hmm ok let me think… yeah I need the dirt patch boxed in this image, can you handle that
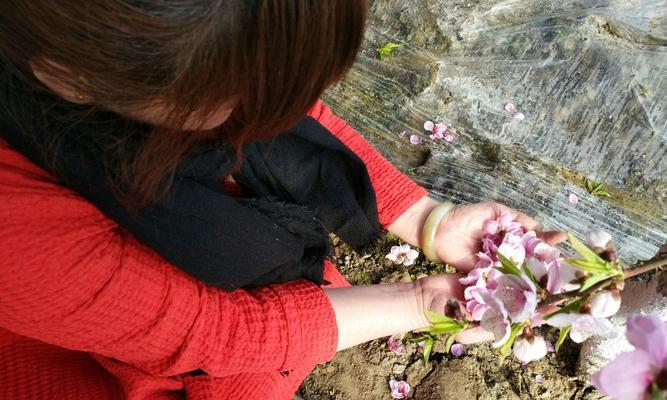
[298,236,604,400]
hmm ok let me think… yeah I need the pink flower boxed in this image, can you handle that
[460,266,502,321]
[483,219,500,235]
[424,120,450,141]
[593,351,655,400]
[443,133,454,143]
[497,212,523,235]
[480,291,512,347]
[504,102,526,121]
[459,265,501,290]
[494,274,538,322]
[386,244,419,266]
[389,379,411,399]
[592,315,667,400]
[409,135,421,145]
[513,334,548,363]
[463,286,491,321]
[535,374,545,383]
[387,335,404,356]
[451,343,465,357]
[497,234,527,266]
[522,231,576,294]
[625,314,667,368]
[547,313,617,343]
[568,193,578,205]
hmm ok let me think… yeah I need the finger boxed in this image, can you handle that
[513,211,539,231]
[455,326,494,344]
[447,253,478,273]
[537,230,567,245]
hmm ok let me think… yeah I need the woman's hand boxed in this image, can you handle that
[413,273,494,344]
[325,273,493,351]
[434,202,566,272]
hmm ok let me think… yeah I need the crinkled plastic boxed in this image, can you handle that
[324,0,666,264]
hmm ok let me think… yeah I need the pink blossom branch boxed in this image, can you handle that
[539,252,667,307]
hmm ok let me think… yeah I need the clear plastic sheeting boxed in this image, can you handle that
[324,0,666,264]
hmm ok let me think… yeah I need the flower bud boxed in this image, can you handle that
[586,229,612,249]
[585,229,617,261]
[513,334,548,363]
[590,290,622,319]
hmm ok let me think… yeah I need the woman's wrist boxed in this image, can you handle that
[387,195,441,248]
[324,281,428,351]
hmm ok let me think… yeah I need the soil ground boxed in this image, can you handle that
[297,236,605,400]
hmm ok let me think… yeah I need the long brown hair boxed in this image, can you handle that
[0,0,367,208]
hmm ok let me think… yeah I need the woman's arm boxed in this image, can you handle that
[0,143,339,377]
[0,141,453,375]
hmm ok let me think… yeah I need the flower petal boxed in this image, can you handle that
[590,290,621,319]
[451,343,465,357]
[513,335,547,363]
[591,350,654,400]
[504,102,517,114]
[626,314,667,368]
[568,193,578,205]
[423,121,435,132]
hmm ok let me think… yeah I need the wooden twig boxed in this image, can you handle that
[538,252,667,307]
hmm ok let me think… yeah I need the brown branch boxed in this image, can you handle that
[538,252,667,307]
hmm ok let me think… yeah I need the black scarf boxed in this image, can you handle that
[0,70,381,291]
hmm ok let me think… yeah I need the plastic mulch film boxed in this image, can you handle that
[324,0,666,264]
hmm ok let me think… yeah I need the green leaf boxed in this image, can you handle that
[522,261,539,286]
[564,259,611,274]
[377,42,402,60]
[544,300,581,320]
[496,253,522,277]
[424,310,457,325]
[579,273,615,292]
[567,233,606,264]
[419,326,458,336]
[444,334,457,354]
[585,180,612,198]
[554,326,571,352]
[423,337,434,363]
[499,323,524,357]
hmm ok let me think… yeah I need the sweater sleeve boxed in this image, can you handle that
[307,100,427,228]
[0,141,337,377]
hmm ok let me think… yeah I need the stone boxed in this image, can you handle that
[392,363,407,376]
[405,359,434,386]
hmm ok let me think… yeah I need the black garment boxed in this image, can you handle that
[0,70,381,291]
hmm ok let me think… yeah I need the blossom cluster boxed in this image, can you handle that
[459,213,621,363]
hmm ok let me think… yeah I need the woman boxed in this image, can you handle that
[0,1,561,399]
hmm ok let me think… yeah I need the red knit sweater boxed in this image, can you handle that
[0,100,427,400]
